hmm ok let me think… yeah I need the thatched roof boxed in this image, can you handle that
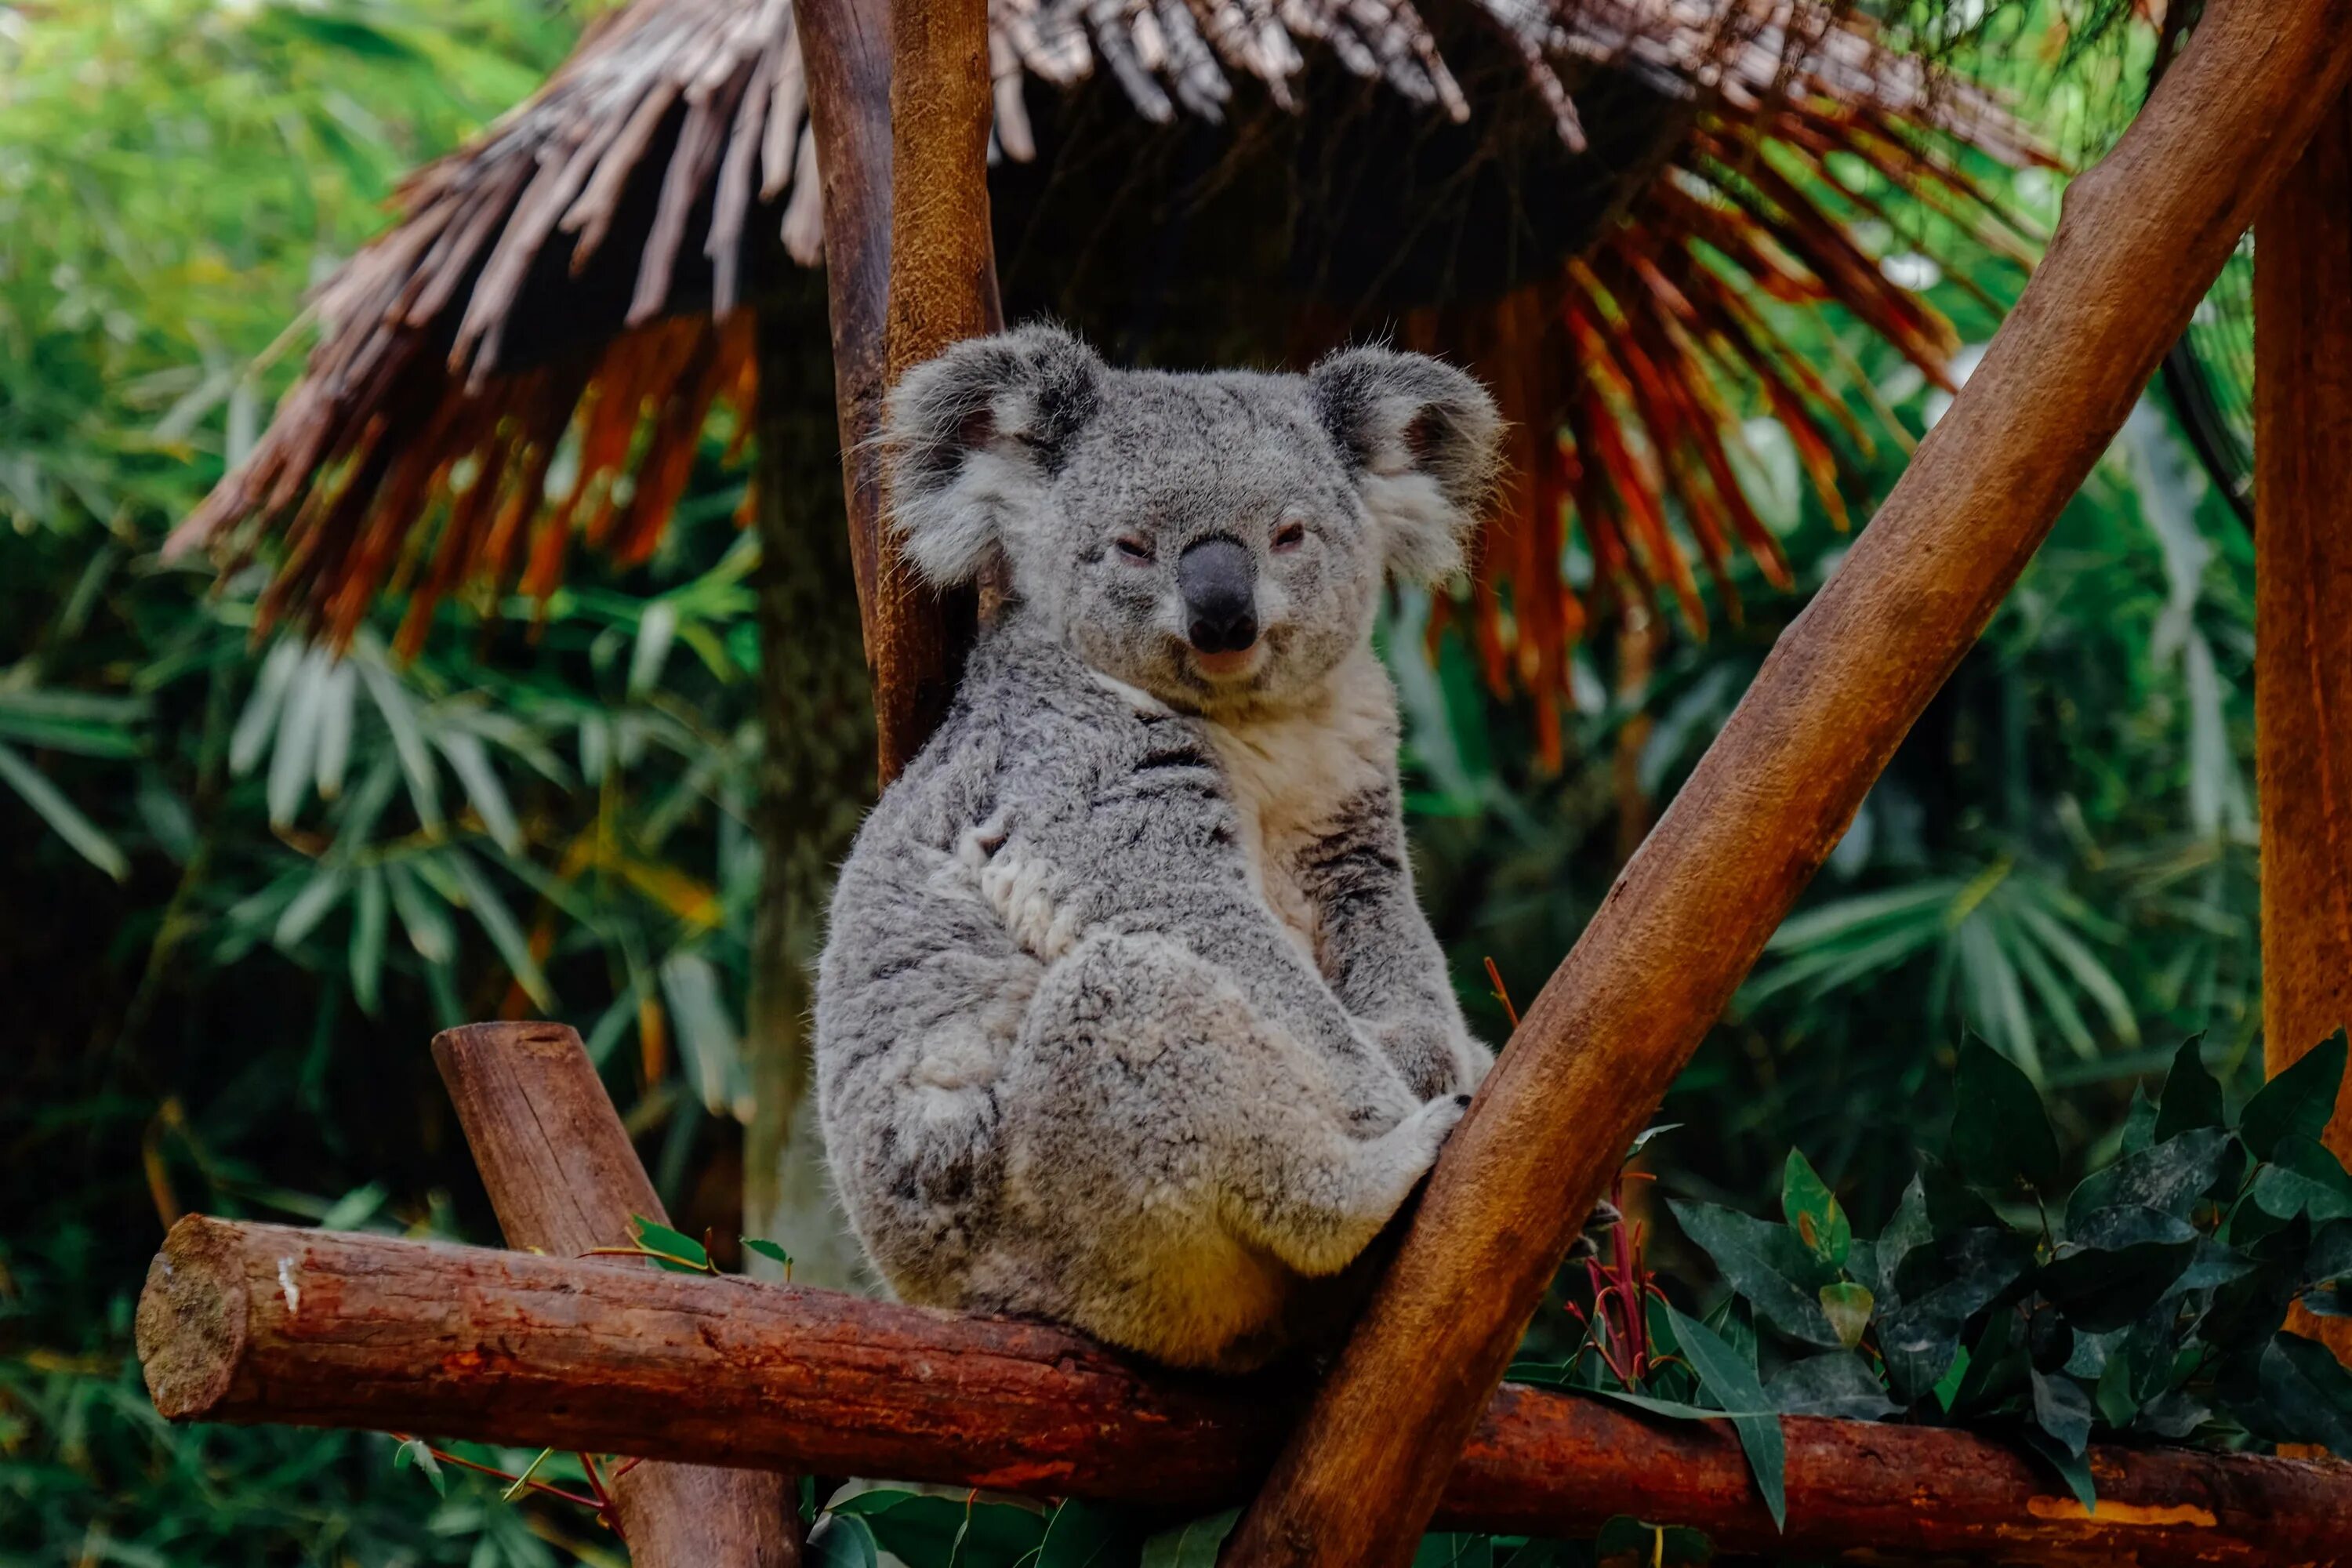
[173,0,2047,755]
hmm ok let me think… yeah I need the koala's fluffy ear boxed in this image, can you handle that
[882,325,1105,586]
[1308,348,1503,584]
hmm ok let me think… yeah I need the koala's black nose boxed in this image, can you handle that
[1177,536,1258,654]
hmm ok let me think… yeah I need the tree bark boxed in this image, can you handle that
[136,1218,2352,1568]
[798,0,999,786]
[1223,5,2352,1564]
[745,280,877,1294]
[430,1022,800,1566]
[2254,85,2352,1363]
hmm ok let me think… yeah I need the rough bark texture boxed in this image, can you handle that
[2255,85,2352,1363]
[430,1023,800,1566]
[745,278,877,1294]
[799,0,998,786]
[136,1218,2352,1566]
[1225,5,2352,1564]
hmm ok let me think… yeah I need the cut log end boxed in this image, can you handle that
[136,1214,248,1421]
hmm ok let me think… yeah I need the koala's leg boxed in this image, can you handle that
[1295,784,1493,1098]
[1009,933,1465,1294]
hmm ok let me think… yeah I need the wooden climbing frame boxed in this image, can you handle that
[133,0,2352,1563]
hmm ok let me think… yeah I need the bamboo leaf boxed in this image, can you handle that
[0,739,127,880]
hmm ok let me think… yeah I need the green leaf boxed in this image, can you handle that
[1036,1498,1137,1568]
[0,739,127,880]
[354,650,442,829]
[832,1488,1050,1567]
[2065,1127,2228,1232]
[1667,1200,1839,1345]
[1818,1282,1874,1349]
[2241,1033,2348,1163]
[2153,1035,2225,1142]
[742,1237,793,1272]
[392,1437,447,1497]
[1665,1304,1787,1530]
[1782,1150,1851,1269]
[1948,1035,2060,1193]
[807,1515,880,1568]
[2121,1087,2158,1155]
[1879,1228,2034,1403]
[632,1216,712,1274]
[1141,1507,1240,1568]
[436,728,521,855]
[2307,1220,2352,1288]
[445,849,554,1009]
[2018,1426,2096,1514]
[2250,1137,2352,1225]
[1413,1534,1494,1568]
[1766,1351,1900,1420]
[350,866,387,1016]
[2031,1368,2093,1457]
[2253,1333,2352,1454]
[1628,1123,1682,1155]
[2040,1207,2201,1333]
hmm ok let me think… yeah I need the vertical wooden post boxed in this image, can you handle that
[1222,4,2352,1562]
[798,0,1000,787]
[2253,85,2352,1361]
[433,1022,800,1566]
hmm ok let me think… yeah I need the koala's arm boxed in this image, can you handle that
[1296,783,1491,1098]
[1045,720,1422,1121]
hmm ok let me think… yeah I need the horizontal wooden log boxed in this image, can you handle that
[137,1218,2352,1566]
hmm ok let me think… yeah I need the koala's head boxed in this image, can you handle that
[882,325,1501,714]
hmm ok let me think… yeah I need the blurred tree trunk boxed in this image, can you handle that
[743,281,877,1290]
[2253,85,2352,1360]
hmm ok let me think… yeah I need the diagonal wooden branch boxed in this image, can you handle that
[135,1218,2352,1567]
[431,1022,800,1566]
[799,0,1000,787]
[1223,2,2352,1563]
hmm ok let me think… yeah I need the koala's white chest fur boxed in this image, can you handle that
[1202,649,1397,966]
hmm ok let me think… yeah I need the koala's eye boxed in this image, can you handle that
[1272,520,1308,554]
[1114,535,1155,563]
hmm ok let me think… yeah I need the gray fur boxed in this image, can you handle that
[815,327,1502,1371]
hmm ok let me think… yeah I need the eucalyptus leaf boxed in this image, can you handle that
[2030,1367,2093,1456]
[2040,1207,2200,1333]
[1036,1498,1136,1568]
[1782,1149,1851,1268]
[1141,1508,1240,1568]
[1664,1304,1787,1530]
[1666,1200,1839,1346]
[2065,1127,2227,1232]
[1818,1282,1875,1349]
[2240,1033,2347,1163]
[2249,1136,2352,1225]
[1766,1351,1900,1420]
[1949,1035,2060,1193]
[2251,1333,2352,1453]
[2018,1426,2096,1514]
[2152,1034,2223,1142]
[806,1515,880,1568]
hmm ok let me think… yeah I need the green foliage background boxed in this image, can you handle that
[0,1,2278,1563]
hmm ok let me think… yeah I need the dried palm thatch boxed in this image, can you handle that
[172,0,2051,752]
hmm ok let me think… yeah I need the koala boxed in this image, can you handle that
[814,325,1502,1373]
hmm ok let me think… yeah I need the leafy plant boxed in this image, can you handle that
[1657,1033,2352,1513]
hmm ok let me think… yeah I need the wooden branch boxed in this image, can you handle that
[798,0,1000,786]
[135,1218,2352,1567]
[1223,4,2352,1563]
[2254,85,2352,1366]
[430,1023,799,1566]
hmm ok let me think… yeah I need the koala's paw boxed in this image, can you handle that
[1379,1021,1492,1101]
[1388,1091,1470,1174]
